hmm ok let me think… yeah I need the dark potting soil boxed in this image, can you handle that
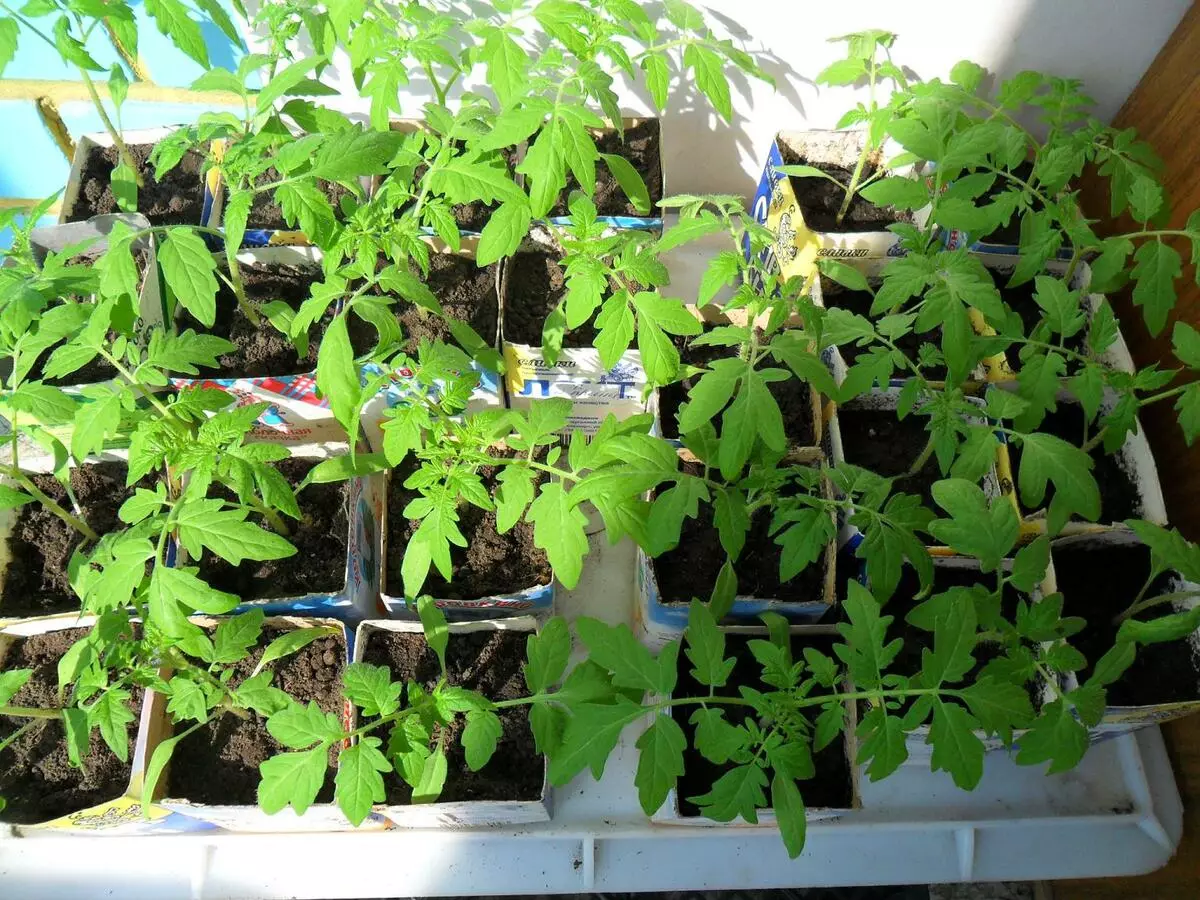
[820,280,947,379]
[652,464,828,607]
[779,143,912,234]
[549,120,664,217]
[999,278,1085,371]
[386,457,551,600]
[838,408,947,509]
[0,628,142,824]
[1010,404,1140,523]
[68,142,206,226]
[362,628,543,804]
[248,167,351,230]
[1,463,150,617]
[197,458,349,600]
[1054,541,1199,707]
[657,330,817,447]
[502,249,595,348]
[165,625,345,805]
[391,253,499,355]
[673,634,852,817]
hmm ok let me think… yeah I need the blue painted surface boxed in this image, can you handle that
[0,3,244,247]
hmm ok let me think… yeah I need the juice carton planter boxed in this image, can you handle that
[150,616,387,831]
[750,130,932,281]
[354,617,552,827]
[371,470,554,618]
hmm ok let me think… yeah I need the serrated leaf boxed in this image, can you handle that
[685,600,735,688]
[259,747,328,816]
[528,481,589,590]
[547,698,644,784]
[463,710,503,772]
[525,617,570,694]
[1131,240,1181,337]
[343,662,402,717]
[159,228,219,328]
[336,738,390,824]
[267,699,345,749]
[634,713,685,815]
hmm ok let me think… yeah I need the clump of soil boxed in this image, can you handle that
[387,456,551,600]
[673,634,852,817]
[0,628,142,824]
[197,458,349,600]
[1010,404,1140,523]
[362,628,543,804]
[1,463,151,617]
[652,463,828,607]
[247,168,352,230]
[549,120,663,217]
[657,328,817,447]
[1054,541,1199,707]
[999,278,1085,372]
[779,141,912,233]
[68,142,206,226]
[389,254,499,355]
[502,249,595,348]
[838,407,953,509]
[820,279,947,380]
[166,624,345,805]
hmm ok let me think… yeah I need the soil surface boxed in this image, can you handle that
[1054,541,1198,707]
[820,280,947,379]
[999,278,1085,371]
[652,463,828,607]
[0,628,142,824]
[247,167,351,230]
[1010,404,1140,523]
[674,633,853,817]
[1,463,149,617]
[387,456,551,600]
[550,120,663,217]
[390,254,499,355]
[838,408,950,509]
[779,143,912,234]
[658,330,817,447]
[362,628,543,804]
[166,625,344,805]
[68,142,206,226]
[197,458,349,600]
[503,249,595,347]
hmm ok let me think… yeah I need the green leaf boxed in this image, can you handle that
[685,600,735,688]
[1015,699,1089,774]
[928,479,1019,572]
[176,501,296,565]
[481,30,528,105]
[0,484,34,512]
[88,689,135,762]
[1119,606,1200,646]
[690,763,767,823]
[836,581,902,691]
[316,315,360,435]
[1016,432,1101,533]
[0,669,31,707]
[463,710,503,771]
[478,200,531,267]
[0,19,18,77]
[1010,536,1050,593]
[859,177,929,211]
[343,662,402,717]
[145,0,208,67]
[950,60,985,93]
[254,55,326,115]
[159,228,219,328]
[267,700,344,749]
[771,774,807,859]
[684,44,732,121]
[600,153,651,215]
[929,701,985,790]
[259,748,328,816]
[165,679,208,723]
[63,707,89,768]
[691,707,749,764]
[417,594,449,674]
[960,677,1034,742]
[528,481,589,590]
[1131,240,1181,337]
[336,738,390,824]
[526,617,571,693]
[634,714,686,815]
[856,704,908,781]
[547,698,645,784]
[576,617,676,694]
[1173,322,1200,369]
[152,566,239,617]
[256,627,337,676]
[276,182,336,245]
[641,55,669,110]
[921,602,978,686]
[1090,641,1136,687]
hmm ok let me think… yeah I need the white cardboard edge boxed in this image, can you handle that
[353,617,552,827]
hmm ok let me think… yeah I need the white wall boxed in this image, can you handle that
[319,0,1191,199]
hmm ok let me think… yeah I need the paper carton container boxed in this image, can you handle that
[0,614,213,835]
[501,228,654,435]
[634,465,837,649]
[541,116,664,234]
[354,617,552,826]
[151,616,387,831]
[649,302,825,461]
[1049,531,1200,742]
[963,256,1134,383]
[941,222,1076,261]
[359,237,506,453]
[827,387,1016,555]
[651,623,860,826]
[1013,394,1166,536]
[61,126,203,225]
[4,215,169,472]
[374,469,554,618]
[175,467,380,619]
[749,130,932,281]
[891,555,1055,757]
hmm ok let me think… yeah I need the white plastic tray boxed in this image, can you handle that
[0,534,1183,899]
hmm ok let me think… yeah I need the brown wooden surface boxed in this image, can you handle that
[1056,3,1200,897]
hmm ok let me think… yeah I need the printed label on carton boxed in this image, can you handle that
[503,343,647,434]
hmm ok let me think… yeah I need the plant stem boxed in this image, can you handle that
[905,434,936,477]
[78,66,144,188]
[245,496,293,537]
[0,466,100,541]
[1114,570,1168,624]
[835,59,877,228]
[0,719,37,754]
[0,704,63,720]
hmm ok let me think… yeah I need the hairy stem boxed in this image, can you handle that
[0,467,100,541]
[78,67,143,188]
[0,704,63,720]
